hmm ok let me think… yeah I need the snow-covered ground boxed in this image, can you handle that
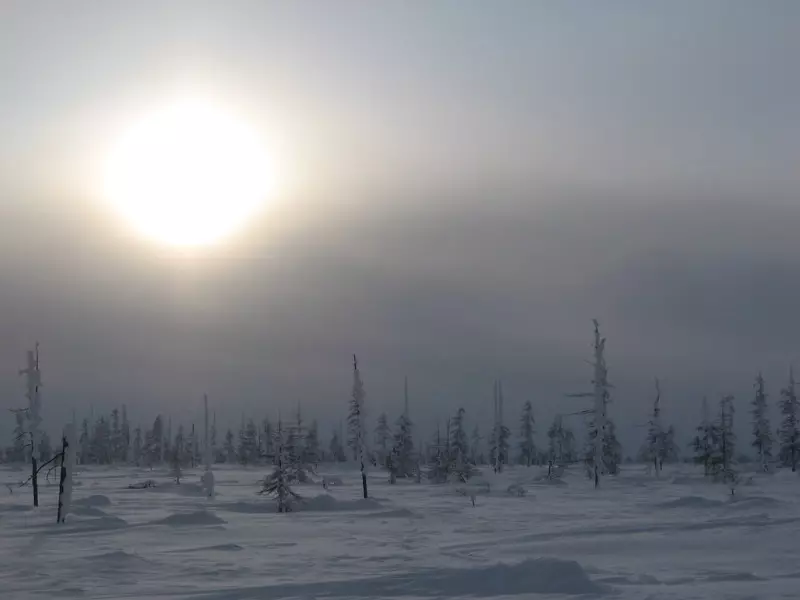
[1,463,797,599]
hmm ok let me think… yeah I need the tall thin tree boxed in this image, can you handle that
[349,355,369,498]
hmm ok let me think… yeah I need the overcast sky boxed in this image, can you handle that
[1,1,799,450]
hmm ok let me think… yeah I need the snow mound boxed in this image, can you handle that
[297,494,383,512]
[656,496,724,509]
[727,496,784,509]
[86,550,151,567]
[410,558,605,596]
[155,510,226,527]
[75,494,112,507]
[0,504,33,513]
[219,501,275,514]
[359,508,418,519]
[72,506,109,517]
[169,543,244,553]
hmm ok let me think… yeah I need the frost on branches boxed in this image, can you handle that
[261,419,301,512]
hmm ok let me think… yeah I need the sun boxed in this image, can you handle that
[103,99,275,247]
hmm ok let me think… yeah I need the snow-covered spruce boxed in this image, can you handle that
[260,419,301,512]
[570,320,615,487]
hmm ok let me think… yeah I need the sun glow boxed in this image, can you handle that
[103,99,276,246]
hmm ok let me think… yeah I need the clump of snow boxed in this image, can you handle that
[74,494,111,507]
[297,494,383,512]
[155,510,226,526]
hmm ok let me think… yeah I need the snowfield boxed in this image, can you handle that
[1,464,798,599]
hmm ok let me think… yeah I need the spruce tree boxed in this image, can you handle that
[261,419,301,512]
[692,397,718,476]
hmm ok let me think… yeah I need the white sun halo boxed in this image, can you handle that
[103,99,275,246]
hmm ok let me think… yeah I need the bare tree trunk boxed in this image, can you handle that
[57,434,69,523]
[31,456,39,507]
[361,466,368,499]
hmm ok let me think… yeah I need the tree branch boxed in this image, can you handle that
[16,452,64,489]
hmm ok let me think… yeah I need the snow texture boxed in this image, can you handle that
[2,463,798,599]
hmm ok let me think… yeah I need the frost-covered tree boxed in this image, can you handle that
[303,420,320,466]
[261,419,301,512]
[110,408,122,463]
[547,415,575,466]
[329,429,346,462]
[262,418,274,462]
[132,426,142,466]
[174,425,186,466]
[121,405,131,463]
[145,415,164,466]
[223,429,236,463]
[238,419,260,466]
[470,425,483,464]
[779,369,800,471]
[349,355,369,498]
[716,394,737,490]
[170,444,183,484]
[643,379,664,475]
[692,397,718,476]
[518,401,536,466]
[79,418,91,464]
[293,406,306,465]
[374,413,392,466]
[210,412,218,462]
[391,378,416,478]
[92,416,112,465]
[8,411,27,463]
[751,372,773,471]
[489,380,511,472]
[38,432,52,463]
[19,346,43,505]
[572,320,613,488]
[449,408,469,465]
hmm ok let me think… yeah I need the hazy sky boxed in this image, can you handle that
[2,1,799,450]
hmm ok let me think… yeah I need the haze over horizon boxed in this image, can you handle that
[2,1,799,450]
